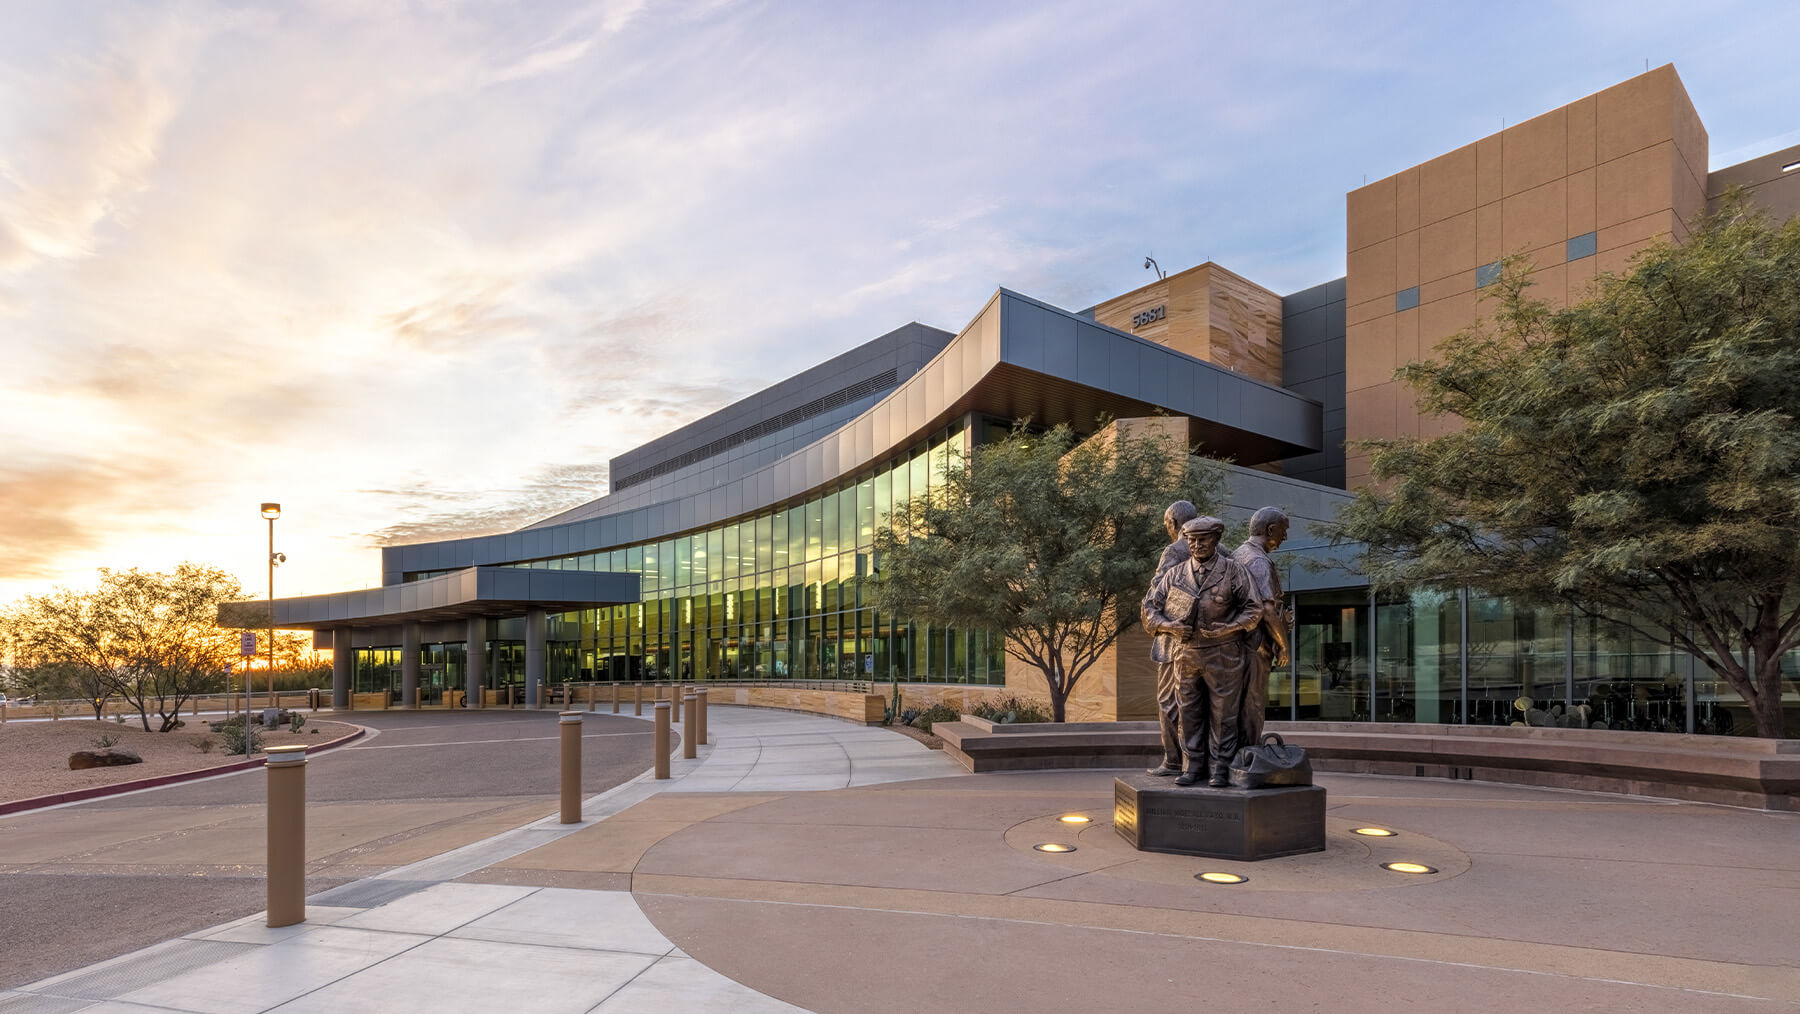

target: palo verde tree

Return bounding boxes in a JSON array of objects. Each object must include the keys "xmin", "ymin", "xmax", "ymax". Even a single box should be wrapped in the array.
[
  {"xmin": 107, "ymin": 565, "xmax": 249, "ymax": 731},
  {"xmin": 6, "ymin": 564, "xmax": 246, "ymax": 731},
  {"xmin": 5, "ymin": 585, "xmax": 123, "ymax": 720},
  {"xmin": 1330, "ymin": 197, "xmax": 1800, "ymax": 738},
  {"xmin": 871, "ymin": 420, "xmax": 1225, "ymax": 722}
]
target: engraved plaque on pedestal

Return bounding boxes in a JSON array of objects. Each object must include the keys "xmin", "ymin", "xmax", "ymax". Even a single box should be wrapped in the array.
[{"xmin": 1114, "ymin": 773, "xmax": 1325, "ymax": 861}]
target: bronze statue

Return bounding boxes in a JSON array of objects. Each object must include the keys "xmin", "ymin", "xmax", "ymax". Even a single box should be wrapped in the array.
[
  {"xmin": 1232, "ymin": 507, "xmax": 1291, "ymax": 750},
  {"xmin": 1142, "ymin": 516, "xmax": 1261, "ymax": 786},
  {"xmin": 1143, "ymin": 500, "xmax": 1198, "ymax": 776}
]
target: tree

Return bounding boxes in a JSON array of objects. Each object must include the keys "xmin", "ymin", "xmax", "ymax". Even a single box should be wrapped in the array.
[
  {"xmin": 1330, "ymin": 198, "xmax": 1800, "ymax": 738},
  {"xmin": 6, "ymin": 564, "xmax": 246, "ymax": 731},
  {"xmin": 5, "ymin": 586, "xmax": 122, "ymax": 720},
  {"xmin": 871, "ymin": 420, "xmax": 1226, "ymax": 722}
]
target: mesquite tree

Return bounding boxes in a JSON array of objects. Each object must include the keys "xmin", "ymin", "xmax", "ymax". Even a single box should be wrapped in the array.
[
  {"xmin": 1331, "ymin": 198, "xmax": 1800, "ymax": 738},
  {"xmin": 871, "ymin": 420, "xmax": 1224, "ymax": 722}
]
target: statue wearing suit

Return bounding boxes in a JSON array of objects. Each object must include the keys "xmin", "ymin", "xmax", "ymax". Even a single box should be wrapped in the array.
[
  {"xmin": 1232, "ymin": 507, "xmax": 1292, "ymax": 751},
  {"xmin": 1141, "ymin": 516, "xmax": 1262, "ymax": 787}
]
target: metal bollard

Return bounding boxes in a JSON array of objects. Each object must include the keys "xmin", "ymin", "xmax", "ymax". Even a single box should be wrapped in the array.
[
  {"xmin": 559, "ymin": 712, "xmax": 582, "ymax": 824},
  {"xmin": 696, "ymin": 688, "xmax": 708, "ymax": 746},
  {"xmin": 634, "ymin": 683, "xmax": 643, "ymax": 716},
  {"xmin": 265, "ymin": 745, "xmax": 308, "ymax": 927},
  {"xmin": 682, "ymin": 693, "xmax": 698, "ymax": 759},
  {"xmin": 654, "ymin": 702, "xmax": 671, "ymax": 779}
]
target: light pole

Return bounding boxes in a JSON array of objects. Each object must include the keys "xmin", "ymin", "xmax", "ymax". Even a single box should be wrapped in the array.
[{"xmin": 260, "ymin": 503, "xmax": 285, "ymax": 735}]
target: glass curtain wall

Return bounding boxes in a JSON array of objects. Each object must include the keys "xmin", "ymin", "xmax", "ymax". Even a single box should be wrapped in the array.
[
  {"xmin": 479, "ymin": 422, "xmax": 1005, "ymax": 685},
  {"xmin": 1288, "ymin": 589, "xmax": 1800, "ymax": 736}
]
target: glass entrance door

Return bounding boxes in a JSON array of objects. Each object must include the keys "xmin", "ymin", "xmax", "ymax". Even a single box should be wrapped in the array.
[{"xmin": 419, "ymin": 664, "xmax": 447, "ymax": 706}]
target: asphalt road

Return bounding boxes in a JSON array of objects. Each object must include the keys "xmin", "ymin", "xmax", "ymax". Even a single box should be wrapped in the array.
[{"xmin": 0, "ymin": 709, "xmax": 669, "ymax": 988}]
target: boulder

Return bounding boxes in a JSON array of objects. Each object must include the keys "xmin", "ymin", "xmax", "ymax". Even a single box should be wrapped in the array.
[{"xmin": 68, "ymin": 748, "xmax": 145, "ymax": 770}]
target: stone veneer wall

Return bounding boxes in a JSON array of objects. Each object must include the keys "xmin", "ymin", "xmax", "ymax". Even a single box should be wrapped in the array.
[{"xmin": 1089, "ymin": 262, "xmax": 1284, "ymax": 386}]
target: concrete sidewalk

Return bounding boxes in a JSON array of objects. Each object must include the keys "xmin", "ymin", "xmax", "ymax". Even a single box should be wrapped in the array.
[
  {"xmin": 3, "ymin": 705, "xmax": 962, "ymax": 1013},
  {"xmin": 6, "ymin": 705, "xmax": 1798, "ymax": 1013}
]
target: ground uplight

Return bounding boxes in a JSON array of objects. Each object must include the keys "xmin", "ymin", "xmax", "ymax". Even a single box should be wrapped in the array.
[{"xmin": 1196, "ymin": 872, "xmax": 1248, "ymax": 885}]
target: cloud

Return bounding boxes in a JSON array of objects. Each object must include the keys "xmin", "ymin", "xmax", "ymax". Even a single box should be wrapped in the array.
[
  {"xmin": 0, "ymin": 458, "xmax": 161, "ymax": 580},
  {"xmin": 4, "ymin": 0, "xmax": 1800, "ymax": 605},
  {"xmin": 360, "ymin": 463, "xmax": 615, "ymax": 546}
]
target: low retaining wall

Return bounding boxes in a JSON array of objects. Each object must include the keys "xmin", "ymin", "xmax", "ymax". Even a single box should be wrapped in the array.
[
  {"xmin": 730, "ymin": 687, "xmax": 886, "ymax": 724},
  {"xmin": 935, "ymin": 718, "xmax": 1800, "ymax": 811}
]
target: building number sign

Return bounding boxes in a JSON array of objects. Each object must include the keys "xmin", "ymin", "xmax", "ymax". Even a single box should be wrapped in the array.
[{"xmin": 1132, "ymin": 305, "xmax": 1166, "ymax": 329}]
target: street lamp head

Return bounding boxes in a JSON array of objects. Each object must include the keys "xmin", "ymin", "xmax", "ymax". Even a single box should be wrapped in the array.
[{"xmin": 260, "ymin": 503, "xmax": 282, "ymax": 520}]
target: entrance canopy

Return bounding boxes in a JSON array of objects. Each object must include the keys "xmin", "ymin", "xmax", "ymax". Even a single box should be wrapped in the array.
[{"xmin": 219, "ymin": 566, "xmax": 639, "ymax": 631}]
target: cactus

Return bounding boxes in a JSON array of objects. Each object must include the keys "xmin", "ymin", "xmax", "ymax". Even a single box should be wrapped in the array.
[{"xmin": 883, "ymin": 675, "xmax": 903, "ymax": 726}]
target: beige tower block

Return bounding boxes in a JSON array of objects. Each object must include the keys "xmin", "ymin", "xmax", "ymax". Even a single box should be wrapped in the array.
[{"xmin": 1342, "ymin": 64, "xmax": 1709, "ymax": 488}]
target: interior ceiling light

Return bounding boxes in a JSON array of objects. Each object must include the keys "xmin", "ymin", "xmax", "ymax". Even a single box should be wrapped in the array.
[
  {"xmin": 1034, "ymin": 843, "xmax": 1076, "ymax": 853},
  {"xmin": 1382, "ymin": 862, "xmax": 1438, "ymax": 875},
  {"xmin": 1058, "ymin": 815, "xmax": 1092, "ymax": 824},
  {"xmin": 1352, "ymin": 827, "xmax": 1397, "ymax": 837},
  {"xmin": 1197, "ymin": 872, "xmax": 1248, "ymax": 884}
]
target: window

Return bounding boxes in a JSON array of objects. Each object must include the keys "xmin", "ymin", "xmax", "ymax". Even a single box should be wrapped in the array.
[
  {"xmin": 1566, "ymin": 232, "xmax": 1596, "ymax": 261},
  {"xmin": 1395, "ymin": 286, "xmax": 1420, "ymax": 311},
  {"xmin": 1476, "ymin": 261, "xmax": 1503, "ymax": 287}
]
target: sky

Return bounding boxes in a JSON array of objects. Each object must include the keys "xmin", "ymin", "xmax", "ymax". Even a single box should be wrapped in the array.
[{"xmin": 4, "ymin": 0, "xmax": 1800, "ymax": 606}]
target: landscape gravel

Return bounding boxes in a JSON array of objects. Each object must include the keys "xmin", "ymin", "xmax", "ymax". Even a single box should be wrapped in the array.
[{"xmin": 0, "ymin": 716, "xmax": 357, "ymax": 805}]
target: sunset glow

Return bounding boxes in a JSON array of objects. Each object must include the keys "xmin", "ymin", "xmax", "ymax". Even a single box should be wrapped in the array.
[{"xmin": 4, "ymin": 3, "xmax": 1798, "ymax": 604}]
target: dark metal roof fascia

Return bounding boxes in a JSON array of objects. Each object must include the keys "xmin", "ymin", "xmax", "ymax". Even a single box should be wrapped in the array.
[
  {"xmin": 381, "ymin": 289, "xmax": 1324, "ymax": 578},
  {"xmin": 220, "ymin": 567, "xmax": 640, "ymax": 630}
]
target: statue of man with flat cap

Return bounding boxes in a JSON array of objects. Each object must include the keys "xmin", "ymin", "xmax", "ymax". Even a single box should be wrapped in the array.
[
  {"xmin": 1141, "ymin": 516, "xmax": 1262, "ymax": 786},
  {"xmin": 1141, "ymin": 500, "xmax": 1199, "ymax": 776}
]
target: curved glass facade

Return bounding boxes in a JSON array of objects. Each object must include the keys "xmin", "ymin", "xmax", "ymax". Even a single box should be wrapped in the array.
[{"xmin": 399, "ymin": 420, "xmax": 1006, "ymax": 689}]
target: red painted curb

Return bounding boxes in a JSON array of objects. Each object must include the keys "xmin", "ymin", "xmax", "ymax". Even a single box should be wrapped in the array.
[{"xmin": 0, "ymin": 725, "xmax": 367, "ymax": 817}]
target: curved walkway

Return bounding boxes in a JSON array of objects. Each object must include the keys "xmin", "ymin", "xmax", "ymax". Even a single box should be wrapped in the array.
[{"xmin": 6, "ymin": 706, "xmax": 1797, "ymax": 1013}]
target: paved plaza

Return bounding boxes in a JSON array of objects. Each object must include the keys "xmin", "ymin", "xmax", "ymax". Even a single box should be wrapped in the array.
[{"xmin": 3, "ymin": 705, "xmax": 1796, "ymax": 1012}]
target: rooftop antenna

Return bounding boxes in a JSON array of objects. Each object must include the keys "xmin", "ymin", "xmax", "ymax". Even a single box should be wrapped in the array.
[{"xmin": 1143, "ymin": 256, "xmax": 1166, "ymax": 280}]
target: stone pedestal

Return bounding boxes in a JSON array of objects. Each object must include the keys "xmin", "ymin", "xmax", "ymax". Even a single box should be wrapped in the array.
[{"xmin": 1113, "ymin": 773, "xmax": 1325, "ymax": 861}]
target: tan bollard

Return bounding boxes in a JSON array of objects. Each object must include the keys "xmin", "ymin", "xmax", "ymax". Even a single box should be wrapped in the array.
[
  {"xmin": 696, "ymin": 688, "xmax": 708, "ymax": 747},
  {"xmin": 633, "ymin": 683, "xmax": 643, "ymax": 716},
  {"xmin": 559, "ymin": 711, "xmax": 582, "ymax": 824},
  {"xmin": 654, "ymin": 701, "xmax": 671, "ymax": 779},
  {"xmin": 265, "ymin": 745, "xmax": 308, "ymax": 928},
  {"xmin": 587, "ymin": 684, "xmax": 595, "ymax": 713},
  {"xmin": 683, "ymin": 693, "xmax": 698, "ymax": 759},
  {"xmin": 612, "ymin": 684, "xmax": 620, "ymax": 714},
  {"xmin": 672, "ymin": 686, "xmax": 682, "ymax": 727}
]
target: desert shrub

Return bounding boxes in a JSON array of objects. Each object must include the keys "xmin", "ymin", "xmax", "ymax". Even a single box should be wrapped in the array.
[
  {"xmin": 218, "ymin": 718, "xmax": 262, "ymax": 756},
  {"xmin": 92, "ymin": 731, "xmax": 120, "ymax": 749},
  {"xmin": 967, "ymin": 695, "xmax": 1053, "ymax": 725},
  {"xmin": 911, "ymin": 703, "xmax": 961, "ymax": 734},
  {"xmin": 193, "ymin": 735, "xmax": 217, "ymax": 754},
  {"xmin": 289, "ymin": 712, "xmax": 306, "ymax": 733}
]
